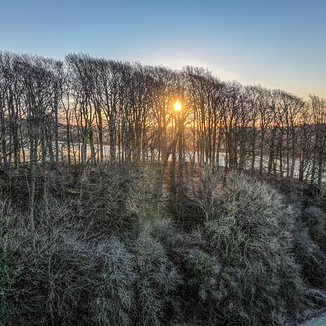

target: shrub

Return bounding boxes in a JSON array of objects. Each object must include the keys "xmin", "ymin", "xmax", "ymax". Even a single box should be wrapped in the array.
[
  {"xmin": 6, "ymin": 198, "xmax": 99, "ymax": 325},
  {"xmin": 202, "ymin": 172, "xmax": 303, "ymax": 325},
  {"xmin": 126, "ymin": 164, "xmax": 165, "ymax": 224},
  {"xmin": 180, "ymin": 165, "xmax": 223, "ymax": 224},
  {"xmin": 181, "ymin": 248, "xmax": 223, "ymax": 324},
  {"xmin": 0, "ymin": 200, "xmax": 12, "ymax": 326},
  {"xmin": 1, "ymin": 167, "xmax": 317, "ymax": 325},
  {"xmin": 302, "ymin": 206, "xmax": 326, "ymax": 251},
  {"xmin": 7, "ymin": 230, "xmax": 98, "ymax": 325},
  {"xmin": 134, "ymin": 231, "xmax": 182, "ymax": 325},
  {"xmin": 294, "ymin": 224, "xmax": 326, "ymax": 289},
  {"xmin": 77, "ymin": 165, "xmax": 135, "ymax": 232},
  {"xmin": 95, "ymin": 237, "xmax": 136, "ymax": 326},
  {"xmin": 0, "ymin": 225, "xmax": 9, "ymax": 326}
]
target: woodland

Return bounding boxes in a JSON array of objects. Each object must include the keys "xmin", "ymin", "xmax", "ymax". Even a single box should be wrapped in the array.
[{"xmin": 0, "ymin": 51, "xmax": 326, "ymax": 325}]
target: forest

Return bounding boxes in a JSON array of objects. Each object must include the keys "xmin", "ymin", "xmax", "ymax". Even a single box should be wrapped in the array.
[
  {"xmin": 1, "ymin": 52, "xmax": 326, "ymax": 181},
  {"xmin": 0, "ymin": 51, "xmax": 326, "ymax": 325}
]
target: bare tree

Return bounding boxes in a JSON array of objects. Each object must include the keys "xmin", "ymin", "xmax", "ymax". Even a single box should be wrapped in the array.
[{"xmin": 309, "ymin": 95, "xmax": 326, "ymax": 187}]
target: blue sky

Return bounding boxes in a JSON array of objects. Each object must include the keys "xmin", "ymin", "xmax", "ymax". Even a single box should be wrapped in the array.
[{"xmin": 0, "ymin": 0, "xmax": 325, "ymax": 98}]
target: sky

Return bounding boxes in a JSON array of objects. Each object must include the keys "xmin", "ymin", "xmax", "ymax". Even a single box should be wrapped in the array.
[{"xmin": 0, "ymin": 0, "xmax": 325, "ymax": 99}]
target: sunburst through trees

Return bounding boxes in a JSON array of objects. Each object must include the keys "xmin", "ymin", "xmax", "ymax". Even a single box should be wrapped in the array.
[{"xmin": 0, "ymin": 51, "xmax": 325, "ymax": 185}]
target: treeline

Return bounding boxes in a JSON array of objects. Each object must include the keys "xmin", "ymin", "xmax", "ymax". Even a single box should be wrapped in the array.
[{"xmin": 0, "ymin": 51, "xmax": 325, "ymax": 185}]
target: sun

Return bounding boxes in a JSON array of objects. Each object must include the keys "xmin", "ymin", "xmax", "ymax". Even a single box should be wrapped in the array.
[{"xmin": 174, "ymin": 101, "xmax": 182, "ymax": 112}]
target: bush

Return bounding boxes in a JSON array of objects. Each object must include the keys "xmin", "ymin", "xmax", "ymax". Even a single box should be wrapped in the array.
[
  {"xmin": 6, "ymin": 198, "xmax": 99, "ymax": 325},
  {"xmin": 181, "ymin": 248, "xmax": 223, "ymax": 324},
  {"xmin": 294, "ymin": 224, "xmax": 326, "ymax": 289},
  {"xmin": 201, "ymin": 172, "xmax": 302, "ymax": 325},
  {"xmin": 0, "ymin": 226, "xmax": 9, "ymax": 326},
  {"xmin": 126, "ymin": 164, "xmax": 166, "ymax": 224},
  {"xmin": 302, "ymin": 206, "xmax": 326, "ymax": 251},
  {"xmin": 0, "ymin": 249, "xmax": 8, "ymax": 326},
  {"xmin": 134, "ymin": 231, "xmax": 182, "ymax": 325},
  {"xmin": 95, "ymin": 237, "xmax": 136, "ymax": 326},
  {"xmin": 77, "ymin": 165, "xmax": 135, "ymax": 233},
  {"xmin": 0, "ymin": 200, "xmax": 12, "ymax": 326},
  {"xmin": 2, "ymin": 166, "xmax": 320, "ymax": 325}
]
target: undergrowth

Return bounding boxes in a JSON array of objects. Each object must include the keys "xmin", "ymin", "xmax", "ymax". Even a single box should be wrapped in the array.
[{"xmin": 0, "ymin": 165, "xmax": 325, "ymax": 325}]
